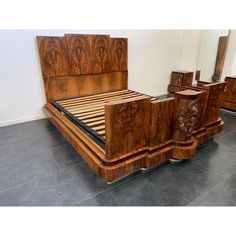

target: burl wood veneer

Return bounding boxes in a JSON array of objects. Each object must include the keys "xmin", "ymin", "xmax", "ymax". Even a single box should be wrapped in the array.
[
  {"xmin": 212, "ymin": 36, "xmax": 228, "ymax": 82},
  {"xmin": 222, "ymin": 76, "xmax": 236, "ymax": 112},
  {"xmin": 168, "ymin": 70, "xmax": 194, "ymax": 93},
  {"xmin": 37, "ymin": 34, "xmax": 226, "ymax": 182}
]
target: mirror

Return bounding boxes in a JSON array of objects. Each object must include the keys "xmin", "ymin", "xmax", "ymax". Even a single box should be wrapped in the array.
[{"xmin": 196, "ymin": 30, "xmax": 230, "ymax": 83}]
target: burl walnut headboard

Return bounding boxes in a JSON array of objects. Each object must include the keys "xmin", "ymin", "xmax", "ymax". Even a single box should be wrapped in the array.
[{"xmin": 36, "ymin": 34, "xmax": 128, "ymax": 102}]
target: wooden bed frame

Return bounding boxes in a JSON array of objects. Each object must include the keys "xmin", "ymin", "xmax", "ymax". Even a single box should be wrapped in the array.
[{"xmin": 37, "ymin": 34, "xmax": 226, "ymax": 182}]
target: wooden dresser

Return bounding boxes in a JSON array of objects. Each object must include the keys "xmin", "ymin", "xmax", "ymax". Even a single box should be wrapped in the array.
[
  {"xmin": 222, "ymin": 76, "xmax": 236, "ymax": 112},
  {"xmin": 168, "ymin": 71, "xmax": 194, "ymax": 93}
]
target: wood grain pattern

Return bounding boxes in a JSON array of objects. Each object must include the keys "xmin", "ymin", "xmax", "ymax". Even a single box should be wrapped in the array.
[
  {"xmin": 37, "ymin": 34, "xmax": 129, "ymax": 102},
  {"xmin": 45, "ymin": 88, "xmax": 225, "ymax": 180},
  {"xmin": 202, "ymin": 82, "xmax": 226, "ymax": 124},
  {"xmin": 37, "ymin": 37, "xmax": 69, "ymax": 78},
  {"xmin": 70, "ymin": 93, "xmax": 145, "ymax": 107},
  {"xmin": 73, "ymin": 109, "xmax": 104, "ymax": 116},
  {"xmin": 223, "ymin": 77, "xmax": 236, "ymax": 103},
  {"xmin": 170, "ymin": 72, "xmax": 183, "ymax": 86},
  {"xmin": 213, "ymin": 36, "xmax": 228, "ymax": 81},
  {"xmin": 82, "ymin": 116, "xmax": 105, "ymax": 123},
  {"xmin": 58, "ymin": 89, "xmax": 130, "ymax": 105},
  {"xmin": 168, "ymin": 85, "xmax": 184, "ymax": 94},
  {"xmin": 44, "ymin": 71, "xmax": 128, "ymax": 102},
  {"xmin": 149, "ymin": 98, "xmax": 175, "ymax": 147},
  {"xmin": 66, "ymin": 95, "xmax": 145, "ymax": 113},
  {"xmin": 168, "ymin": 71, "xmax": 193, "ymax": 93},
  {"xmin": 110, "ymin": 38, "xmax": 128, "ymax": 72},
  {"xmin": 223, "ymin": 77, "xmax": 233, "ymax": 101},
  {"xmin": 195, "ymin": 90, "xmax": 209, "ymax": 128},
  {"xmin": 105, "ymin": 97, "xmax": 151, "ymax": 159},
  {"xmin": 195, "ymin": 70, "xmax": 201, "ymax": 81},
  {"xmin": 222, "ymin": 100, "xmax": 236, "ymax": 112},
  {"xmin": 76, "ymin": 112, "xmax": 104, "ymax": 120},
  {"xmin": 222, "ymin": 76, "xmax": 236, "ymax": 111},
  {"xmin": 91, "ymin": 35, "xmax": 111, "ymax": 74},
  {"xmin": 44, "ymin": 97, "xmax": 225, "ymax": 181},
  {"xmin": 182, "ymin": 72, "xmax": 193, "ymax": 86},
  {"xmin": 173, "ymin": 90, "xmax": 202, "ymax": 142},
  {"xmin": 65, "ymin": 34, "xmax": 92, "ymax": 75},
  {"xmin": 65, "ymin": 34, "xmax": 113, "ymax": 75},
  {"xmin": 181, "ymin": 86, "xmax": 209, "ymax": 129}
]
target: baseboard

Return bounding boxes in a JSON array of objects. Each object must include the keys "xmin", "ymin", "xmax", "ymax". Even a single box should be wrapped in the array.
[{"xmin": 0, "ymin": 114, "xmax": 47, "ymax": 128}]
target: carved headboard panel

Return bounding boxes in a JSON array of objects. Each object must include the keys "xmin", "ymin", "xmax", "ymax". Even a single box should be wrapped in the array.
[{"xmin": 37, "ymin": 34, "xmax": 128, "ymax": 102}]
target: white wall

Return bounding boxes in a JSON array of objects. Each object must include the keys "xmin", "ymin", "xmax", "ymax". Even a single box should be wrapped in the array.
[
  {"xmin": 221, "ymin": 30, "xmax": 236, "ymax": 80},
  {"xmin": 197, "ymin": 30, "xmax": 229, "ymax": 82},
  {"xmin": 0, "ymin": 30, "xmax": 200, "ymax": 127},
  {"xmin": 179, "ymin": 30, "xmax": 201, "ymax": 75}
]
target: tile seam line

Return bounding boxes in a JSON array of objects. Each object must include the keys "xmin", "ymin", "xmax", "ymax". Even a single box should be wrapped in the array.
[
  {"xmin": 190, "ymin": 160, "xmax": 226, "ymax": 180},
  {"xmin": 0, "ymin": 141, "xmax": 68, "ymax": 162},
  {"xmin": 78, "ymin": 171, "xmax": 145, "ymax": 206},
  {"xmin": 189, "ymin": 170, "xmax": 236, "ymax": 205},
  {"xmin": 0, "ymin": 129, "xmax": 64, "ymax": 148},
  {"xmin": 215, "ymin": 129, "xmax": 236, "ymax": 139},
  {"xmin": 0, "ymin": 171, "xmax": 55, "ymax": 195},
  {"xmin": 187, "ymin": 178, "xmax": 229, "ymax": 206},
  {"xmin": 0, "ymin": 159, "xmax": 85, "ymax": 197}
]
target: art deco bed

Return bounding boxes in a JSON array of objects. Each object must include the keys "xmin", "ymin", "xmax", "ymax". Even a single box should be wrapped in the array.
[{"xmin": 37, "ymin": 34, "xmax": 226, "ymax": 182}]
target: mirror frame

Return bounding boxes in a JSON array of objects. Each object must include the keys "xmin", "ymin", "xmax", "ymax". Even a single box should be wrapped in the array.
[{"xmin": 196, "ymin": 30, "xmax": 230, "ymax": 83}]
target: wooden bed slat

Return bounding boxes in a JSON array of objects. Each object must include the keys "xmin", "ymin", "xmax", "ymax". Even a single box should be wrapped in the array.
[
  {"xmin": 59, "ymin": 93, "xmax": 141, "ymax": 107},
  {"xmin": 81, "ymin": 116, "xmax": 105, "ymax": 123},
  {"xmin": 59, "ymin": 90, "xmax": 133, "ymax": 105},
  {"xmin": 92, "ymin": 125, "xmax": 105, "ymax": 131},
  {"xmin": 75, "ymin": 110, "xmax": 105, "ymax": 118},
  {"xmin": 69, "ymin": 105, "xmax": 104, "ymax": 113},
  {"xmin": 65, "ymin": 94, "xmax": 149, "ymax": 113},
  {"xmin": 79, "ymin": 115, "xmax": 105, "ymax": 121},
  {"xmin": 58, "ymin": 89, "xmax": 130, "ymax": 105},
  {"xmin": 63, "ymin": 93, "xmax": 138, "ymax": 108},
  {"xmin": 75, "ymin": 112, "xmax": 105, "ymax": 119},
  {"xmin": 97, "ymin": 130, "xmax": 106, "ymax": 135},
  {"xmin": 70, "ymin": 108, "xmax": 104, "ymax": 116},
  {"xmin": 85, "ymin": 120, "xmax": 105, "ymax": 126},
  {"xmin": 65, "ymin": 94, "xmax": 149, "ymax": 110}
]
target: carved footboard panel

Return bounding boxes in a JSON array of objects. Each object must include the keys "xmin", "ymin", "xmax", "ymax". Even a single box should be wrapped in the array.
[{"xmin": 105, "ymin": 97, "xmax": 151, "ymax": 159}]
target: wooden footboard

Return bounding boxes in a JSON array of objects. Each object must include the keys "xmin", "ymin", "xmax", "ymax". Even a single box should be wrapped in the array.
[{"xmin": 105, "ymin": 97, "xmax": 151, "ymax": 159}]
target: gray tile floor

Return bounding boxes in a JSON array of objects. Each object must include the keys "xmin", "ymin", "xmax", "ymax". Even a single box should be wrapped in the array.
[{"xmin": 0, "ymin": 109, "xmax": 235, "ymax": 206}]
